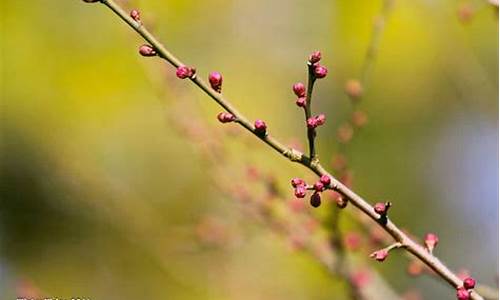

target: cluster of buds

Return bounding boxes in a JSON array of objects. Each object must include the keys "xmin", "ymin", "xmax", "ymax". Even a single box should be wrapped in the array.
[
  {"xmin": 456, "ymin": 277, "xmax": 476, "ymax": 300},
  {"xmin": 217, "ymin": 112, "xmax": 235, "ymax": 123},
  {"xmin": 308, "ymin": 51, "xmax": 328, "ymax": 79},
  {"xmin": 291, "ymin": 175, "xmax": 331, "ymax": 208},
  {"xmin": 176, "ymin": 65, "xmax": 196, "ymax": 79},
  {"xmin": 307, "ymin": 114, "xmax": 326, "ymax": 129}
]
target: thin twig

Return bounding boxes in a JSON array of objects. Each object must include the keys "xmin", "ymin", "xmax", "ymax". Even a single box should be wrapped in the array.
[
  {"xmin": 304, "ymin": 63, "xmax": 318, "ymax": 160},
  {"xmin": 84, "ymin": 1, "xmax": 485, "ymax": 299}
]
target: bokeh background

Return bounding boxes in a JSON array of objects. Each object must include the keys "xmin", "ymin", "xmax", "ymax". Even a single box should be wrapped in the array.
[{"xmin": 1, "ymin": 0, "xmax": 498, "ymax": 299}]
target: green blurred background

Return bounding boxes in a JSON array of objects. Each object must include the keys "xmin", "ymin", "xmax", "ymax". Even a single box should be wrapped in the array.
[{"xmin": 1, "ymin": 0, "xmax": 498, "ymax": 299}]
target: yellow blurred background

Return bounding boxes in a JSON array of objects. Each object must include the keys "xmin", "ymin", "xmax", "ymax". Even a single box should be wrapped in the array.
[{"xmin": 1, "ymin": 0, "xmax": 498, "ymax": 299}]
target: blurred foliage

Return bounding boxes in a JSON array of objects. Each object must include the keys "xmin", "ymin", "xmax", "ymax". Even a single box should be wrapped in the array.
[{"xmin": 1, "ymin": 0, "xmax": 498, "ymax": 299}]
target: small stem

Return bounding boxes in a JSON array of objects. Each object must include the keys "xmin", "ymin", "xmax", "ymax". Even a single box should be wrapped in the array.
[{"xmin": 305, "ymin": 63, "xmax": 317, "ymax": 159}]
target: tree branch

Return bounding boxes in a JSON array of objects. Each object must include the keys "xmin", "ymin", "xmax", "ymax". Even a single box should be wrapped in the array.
[{"xmin": 83, "ymin": 1, "xmax": 485, "ymax": 299}]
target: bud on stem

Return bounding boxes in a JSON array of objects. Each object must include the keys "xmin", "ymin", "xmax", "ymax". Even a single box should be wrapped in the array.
[
  {"xmin": 254, "ymin": 119, "xmax": 267, "ymax": 135},
  {"xmin": 130, "ymin": 9, "xmax": 141, "ymax": 22},
  {"xmin": 176, "ymin": 65, "xmax": 196, "ymax": 79},
  {"xmin": 139, "ymin": 44, "xmax": 156, "ymax": 57},
  {"xmin": 209, "ymin": 72, "xmax": 223, "ymax": 93}
]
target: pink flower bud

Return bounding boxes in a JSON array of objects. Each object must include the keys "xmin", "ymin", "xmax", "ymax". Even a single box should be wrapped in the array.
[
  {"xmin": 296, "ymin": 97, "xmax": 306, "ymax": 107},
  {"xmin": 294, "ymin": 186, "xmax": 306, "ymax": 198},
  {"xmin": 139, "ymin": 44, "xmax": 156, "ymax": 57},
  {"xmin": 292, "ymin": 82, "xmax": 306, "ymax": 97},
  {"xmin": 217, "ymin": 112, "xmax": 235, "ymax": 123},
  {"xmin": 315, "ymin": 114, "xmax": 326, "ymax": 126},
  {"xmin": 310, "ymin": 192, "xmax": 321, "ymax": 207},
  {"xmin": 313, "ymin": 181, "xmax": 324, "ymax": 192},
  {"xmin": 130, "ymin": 9, "xmax": 141, "ymax": 22},
  {"xmin": 370, "ymin": 249, "xmax": 389, "ymax": 262},
  {"xmin": 309, "ymin": 51, "xmax": 322, "ymax": 64},
  {"xmin": 374, "ymin": 202, "xmax": 390, "ymax": 215},
  {"xmin": 209, "ymin": 72, "xmax": 223, "ymax": 93},
  {"xmin": 456, "ymin": 287, "xmax": 470, "ymax": 300},
  {"xmin": 313, "ymin": 65, "xmax": 328, "ymax": 78},
  {"xmin": 463, "ymin": 277, "xmax": 476, "ymax": 290},
  {"xmin": 424, "ymin": 233, "xmax": 439, "ymax": 252},
  {"xmin": 176, "ymin": 65, "xmax": 196, "ymax": 79},
  {"xmin": 320, "ymin": 175, "xmax": 331, "ymax": 186},
  {"xmin": 254, "ymin": 119, "xmax": 267, "ymax": 134},
  {"xmin": 291, "ymin": 178, "xmax": 305, "ymax": 188},
  {"xmin": 307, "ymin": 117, "xmax": 318, "ymax": 129}
]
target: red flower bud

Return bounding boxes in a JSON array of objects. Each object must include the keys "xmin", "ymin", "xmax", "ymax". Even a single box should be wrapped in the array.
[
  {"xmin": 424, "ymin": 233, "xmax": 439, "ymax": 252},
  {"xmin": 254, "ymin": 119, "xmax": 267, "ymax": 134},
  {"xmin": 320, "ymin": 175, "xmax": 331, "ymax": 186},
  {"xmin": 456, "ymin": 287, "xmax": 470, "ymax": 300},
  {"xmin": 130, "ymin": 9, "xmax": 141, "ymax": 22},
  {"xmin": 291, "ymin": 178, "xmax": 305, "ymax": 188},
  {"xmin": 309, "ymin": 51, "xmax": 322, "ymax": 64},
  {"xmin": 139, "ymin": 44, "xmax": 156, "ymax": 57},
  {"xmin": 294, "ymin": 186, "xmax": 306, "ymax": 198},
  {"xmin": 176, "ymin": 65, "xmax": 196, "ymax": 79},
  {"xmin": 313, "ymin": 181, "xmax": 324, "ymax": 192},
  {"xmin": 374, "ymin": 202, "xmax": 390, "ymax": 215},
  {"xmin": 315, "ymin": 114, "xmax": 326, "ymax": 126},
  {"xmin": 217, "ymin": 112, "xmax": 235, "ymax": 123},
  {"xmin": 209, "ymin": 72, "xmax": 223, "ymax": 93},
  {"xmin": 310, "ymin": 192, "xmax": 321, "ymax": 207},
  {"xmin": 370, "ymin": 249, "xmax": 389, "ymax": 262},
  {"xmin": 463, "ymin": 277, "xmax": 476, "ymax": 290},
  {"xmin": 313, "ymin": 65, "xmax": 328, "ymax": 78},
  {"xmin": 296, "ymin": 97, "xmax": 306, "ymax": 107},
  {"xmin": 307, "ymin": 117, "xmax": 318, "ymax": 129},
  {"xmin": 293, "ymin": 82, "xmax": 306, "ymax": 97},
  {"xmin": 307, "ymin": 115, "xmax": 326, "ymax": 129}
]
